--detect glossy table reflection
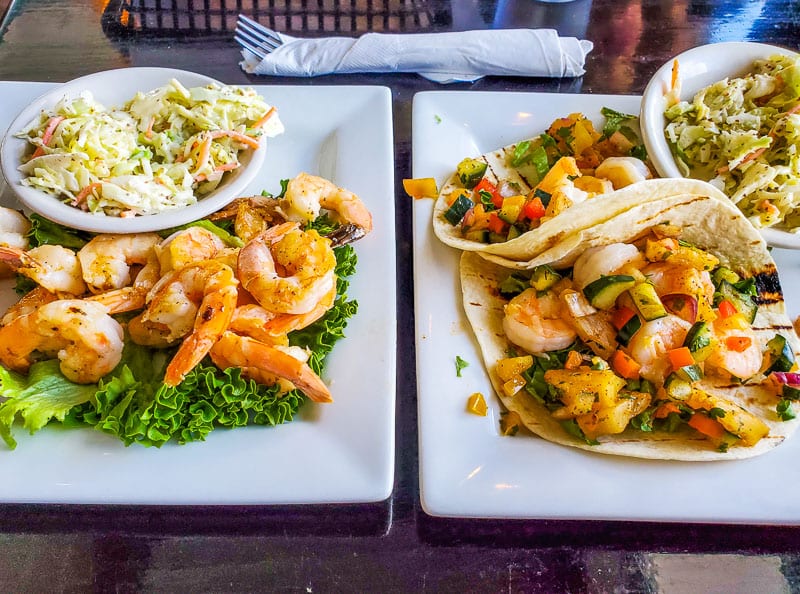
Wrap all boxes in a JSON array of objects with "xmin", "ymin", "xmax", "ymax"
[{"xmin": 1, "ymin": 0, "xmax": 800, "ymax": 591}]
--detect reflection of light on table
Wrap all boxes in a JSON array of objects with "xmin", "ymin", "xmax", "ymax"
[
  {"xmin": 494, "ymin": 483, "xmax": 519, "ymax": 490},
  {"xmin": 493, "ymin": 0, "xmax": 593, "ymax": 39}
]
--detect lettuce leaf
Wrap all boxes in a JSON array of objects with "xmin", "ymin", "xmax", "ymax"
[
  {"xmin": 71, "ymin": 354, "xmax": 302, "ymax": 448},
  {"xmin": 0, "ymin": 360, "xmax": 97, "ymax": 449},
  {"xmin": 27, "ymin": 213, "xmax": 92, "ymax": 249}
]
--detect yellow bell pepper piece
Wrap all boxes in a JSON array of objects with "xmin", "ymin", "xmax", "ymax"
[
  {"xmin": 466, "ymin": 392, "xmax": 488, "ymax": 416},
  {"xmin": 403, "ymin": 177, "xmax": 439, "ymax": 199}
]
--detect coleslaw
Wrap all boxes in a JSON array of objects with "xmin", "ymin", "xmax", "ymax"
[
  {"xmin": 664, "ymin": 53, "xmax": 800, "ymax": 231},
  {"xmin": 14, "ymin": 79, "xmax": 284, "ymax": 217}
]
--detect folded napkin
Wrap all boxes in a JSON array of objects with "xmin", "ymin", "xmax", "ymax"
[{"xmin": 240, "ymin": 29, "xmax": 593, "ymax": 83}]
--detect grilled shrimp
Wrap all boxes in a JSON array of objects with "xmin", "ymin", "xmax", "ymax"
[
  {"xmin": 77, "ymin": 233, "xmax": 160, "ymax": 293},
  {"xmin": 156, "ymin": 226, "xmax": 227, "ymax": 273},
  {"xmin": 210, "ymin": 331, "xmax": 332, "ymax": 403},
  {"xmin": 237, "ymin": 221, "xmax": 336, "ymax": 315},
  {"xmin": 503, "ymin": 288, "xmax": 577, "ymax": 354},
  {"xmin": 595, "ymin": 156, "xmax": 653, "ymax": 190},
  {"xmin": 0, "ymin": 299, "xmax": 124, "ymax": 384},
  {"xmin": 571, "ymin": 242, "xmax": 644, "ymax": 290},
  {"xmin": 1, "ymin": 286, "xmax": 57, "ymax": 326},
  {"xmin": 0, "ymin": 244, "xmax": 86, "ymax": 295},
  {"xmin": 282, "ymin": 172, "xmax": 373, "ymax": 234},
  {"xmin": 0, "ymin": 208, "xmax": 30, "ymax": 278},
  {"xmin": 128, "ymin": 259, "xmax": 239, "ymax": 386},
  {"xmin": 625, "ymin": 314, "xmax": 692, "ymax": 384},
  {"xmin": 704, "ymin": 314, "xmax": 762, "ymax": 380}
]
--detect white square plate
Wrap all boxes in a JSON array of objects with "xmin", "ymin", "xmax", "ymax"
[
  {"xmin": 0, "ymin": 82, "xmax": 396, "ymax": 505},
  {"xmin": 412, "ymin": 91, "xmax": 800, "ymax": 523}
]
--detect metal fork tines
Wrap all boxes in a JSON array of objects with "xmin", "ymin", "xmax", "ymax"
[{"xmin": 235, "ymin": 14, "xmax": 284, "ymax": 59}]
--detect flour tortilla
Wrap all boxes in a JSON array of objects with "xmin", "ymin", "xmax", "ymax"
[
  {"xmin": 433, "ymin": 152, "xmax": 730, "ymax": 266},
  {"xmin": 460, "ymin": 193, "xmax": 800, "ymax": 460}
]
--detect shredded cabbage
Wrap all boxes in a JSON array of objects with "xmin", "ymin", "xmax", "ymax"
[
  {"xmin": 14, "ymin": 79, "xmax": 284, "ymax": 217},
  {"xmin": 664, "ymin": 54, "xmax": 800, "ymax": 231}
]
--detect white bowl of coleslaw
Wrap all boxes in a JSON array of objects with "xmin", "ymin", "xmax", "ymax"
[
  {"xmin": 640, "ymin": 42, "xmax": 800, "ymax": 248},
  {"xmin": 0, "ymin": 67, "xmax": 283, "ymax": 233}
]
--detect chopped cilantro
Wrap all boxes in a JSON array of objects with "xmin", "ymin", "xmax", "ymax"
[
  {"xmin": 708, "ymin": 407, "xmax": 726, "ymax": 420},
  {"xmin": 777, "ymin": 398, "xmax": 796, "ymax": 421},
  {"xmin": 600, "ymin": 106, "xmax": 636, "ymax": 139},
  {"xmin": 455, "ymin": 356, "xmax": 469, "ymax": 377}
]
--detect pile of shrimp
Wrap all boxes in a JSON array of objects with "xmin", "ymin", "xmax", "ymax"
[{"xmin": 0, "ymin": 173, "xmax": 372, "ymax": 403}]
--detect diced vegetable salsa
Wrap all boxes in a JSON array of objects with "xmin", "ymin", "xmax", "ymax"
[
  {"xmin": 493, "ymin": 227, "xmax": 796, "ymax": 451},
  {"xmin": 443, "ymin": 110, "xmax": 650, "ymax": 244}
]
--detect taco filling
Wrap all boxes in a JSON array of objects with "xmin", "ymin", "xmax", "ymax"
[
  {"xmin": 436, "ymin": 110, "xmax": 652, "ymax": 248},
  {"xmin": 460, "ymin": 193, "xmax": 800, "ymax": 460}
]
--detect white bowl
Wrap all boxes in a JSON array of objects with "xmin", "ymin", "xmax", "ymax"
[
  {"xmin": 0, "ymin": 67, "xmax": 268, "ymax": 234},
  {"xmin": 640, "ymin": 42, "xmax": 800, "ymax": 249}
]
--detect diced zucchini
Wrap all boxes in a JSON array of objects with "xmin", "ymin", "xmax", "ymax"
[
  {"xmin": 676, "ymin": 363, "xmax": 703, "ymax": 382},
  {"xmin": 498, "ymin": 195, "xmax": 526, "ymax": 223},
  {"xmin": 456, "ymin": 157, "xmax": 488, "ymax": 189},
  {"xmin": 712, "ymin": 266, "xmax": 740, "ymax": 286},
  {"xmin": 716, "ymin": 279, "xmax": 758, "ymax": 324},
  {"xmin": 683, "ymin": 321, "xmax": 714, "ymax": 361},
  {"xmin": 443, "ymin": 194, "xmax": 473, "ymax": 225},
  {"xmin": 616, "ymin": 313, "xmax": 642, "ymax": 346},
  {"xmin": 506, "ymin": 225, "xmax": 523, "ymax": 241},
  {"xmin": 463, "ymin": 229, "xmax": 489, "ymax": 243},
  {"xmin": 629, "ymin": 282, "xmax": 667, "ymax": 321},
  {"xmin": 583, "ymin": 275, "xmax": 636, "ymax": 310},
  {"xmin": 664, "ymin": 373, "xmax": 692, "ymax": 400},
  {"xmin": 488, "ymin": 232, "xmax": 507, "ymax": 244},
  {"xmin": 783, "ymin": 384, "xmax": 800, "ymax": 401},
  {"xmin": 530, "ymin": 264, "xmax": 561, "ymax": 292},
  {"xmin": 766, "ymin": 334, "xmax": 796, "ymax": 373}
]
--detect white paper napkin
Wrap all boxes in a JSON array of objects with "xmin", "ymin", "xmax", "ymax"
[{"xmin": 240, "ymin": 29, "xmax": 593, "ymax": 83}]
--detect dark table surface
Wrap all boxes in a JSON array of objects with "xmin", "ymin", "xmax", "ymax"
[{"xmin": 1, "ymin": 1, "xmax": 800, "ymax": 592}]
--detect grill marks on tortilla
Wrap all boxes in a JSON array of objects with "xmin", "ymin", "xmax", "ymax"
[{"xmin": 754, "ymin": 266, "xmax": 783, "ymax": 306}]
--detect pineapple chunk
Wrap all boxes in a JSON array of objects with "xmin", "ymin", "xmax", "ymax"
[
  {"xmin": 495, "ymin": 356, "xmax": 533, "ymax": 382},
  {"xmin": 551, "ymin": 391, "xmax": 596, "ymax": 420},
  {"xmin": 466, "ymin": 392, "xmax": 488, "ymax": 416},
  {"xmin": 685, "ymin": 388, "xmax": 769, "ymax": 446},
  {"xmin": 576, "ymin": 392, "xmax": 651, "ymax": 439},
  {"xmin": 573, "ymin": 175, "xmax": 614, "ymax": 196},
  {"xmin": 502, "ymin": 374, "xmax": 527, "ymax": 397},
  {"xmin": 544, "ymin": 368, "xmax": 626, "ymax": 409},
  {"xmin": 645, "ymin": 238, "xmax": 720, "ymax": 270}
]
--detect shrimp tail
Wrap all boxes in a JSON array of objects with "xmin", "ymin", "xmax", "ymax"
[
  {"xmin": 211, "ymin": 332, "xmax": 332, "ymax": 403},
  {"xmin": 162, "ymin": 284, "xmax": 238, "ymax": 387}
]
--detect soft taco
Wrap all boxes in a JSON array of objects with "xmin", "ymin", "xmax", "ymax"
[
  {"xmin": 433, "ymin": 111, "xmax": 661, "ymax": 263},
  {"xmin": 460, "ymin": 185, "xmax": 800, "ymax": 460}
]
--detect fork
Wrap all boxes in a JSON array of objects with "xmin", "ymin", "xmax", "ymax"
[{"xmin": 235, "ymin": 14, "xmax": 284, "ymax": 59}]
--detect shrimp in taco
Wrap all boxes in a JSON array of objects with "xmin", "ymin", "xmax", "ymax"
[{"xmin": 460, "ymin": 181, "xmax": 800, "ymax": 460}]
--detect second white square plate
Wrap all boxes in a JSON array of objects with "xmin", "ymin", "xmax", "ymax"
[{"xmin": 412, "ymin": 90, "xmax": 800, "ymax": 523}]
